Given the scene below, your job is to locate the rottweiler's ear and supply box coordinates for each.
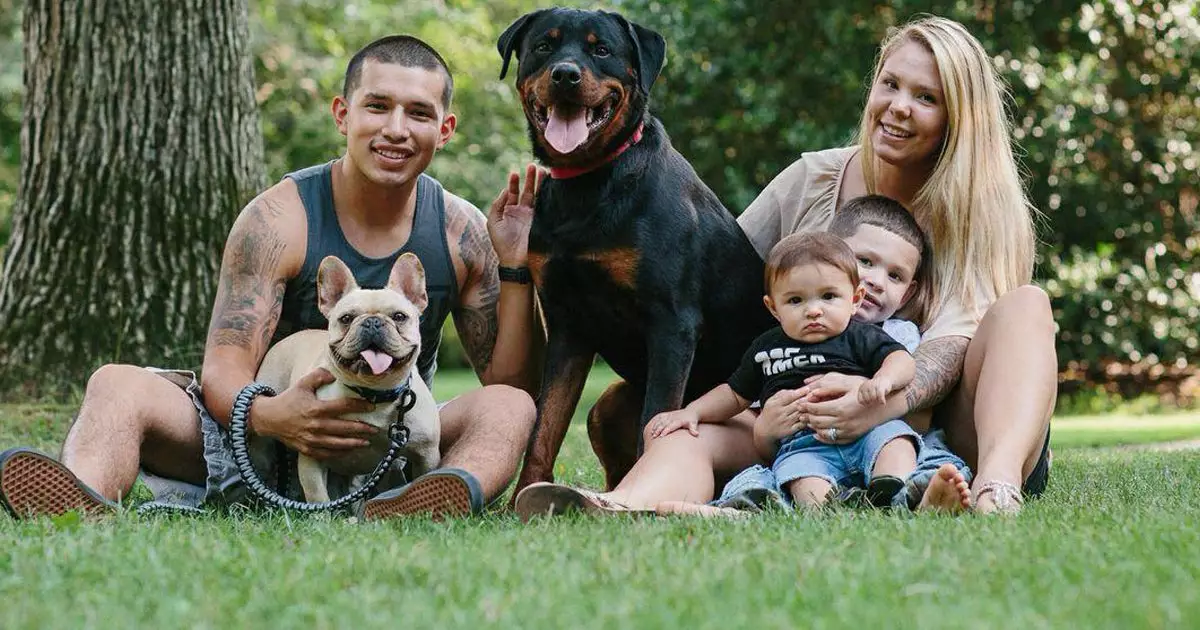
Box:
[498,9,549,80]
[607,13,666,94]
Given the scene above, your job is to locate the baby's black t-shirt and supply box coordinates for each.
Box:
[727,320,908,404]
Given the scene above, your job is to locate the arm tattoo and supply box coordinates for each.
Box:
[207,197,288,360]
[455,212,500,374]
[904,336,970,413]
[458,286,500,375]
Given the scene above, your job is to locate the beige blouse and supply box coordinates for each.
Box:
[737,146,981,341]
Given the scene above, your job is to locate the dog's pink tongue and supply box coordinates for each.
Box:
[359,350,394,375]
[545,106,589,154]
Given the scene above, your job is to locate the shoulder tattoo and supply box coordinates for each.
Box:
[905,336,970,413]
[207,197,289,359]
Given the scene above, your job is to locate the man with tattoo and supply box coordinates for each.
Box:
[0,36,543,520]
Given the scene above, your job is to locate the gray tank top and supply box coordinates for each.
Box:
[275,161,458,387]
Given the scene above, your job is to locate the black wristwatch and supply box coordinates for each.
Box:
[498,265,533,284]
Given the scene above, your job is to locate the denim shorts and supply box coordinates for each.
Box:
[137,369,253,508]
[908,428,973,491]
[773,419,921,489]
[717,427,973,505]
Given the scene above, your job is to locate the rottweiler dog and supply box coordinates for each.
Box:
[498,8,775,493]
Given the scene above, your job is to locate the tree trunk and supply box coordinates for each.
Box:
[0,0,265,397]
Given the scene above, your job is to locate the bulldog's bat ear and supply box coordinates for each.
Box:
[388,253,428,313]
[317,256,359,318]
[606,12,666,95]
[498,9,549,80]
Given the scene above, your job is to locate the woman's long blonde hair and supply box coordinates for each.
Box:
[857,16,1037,327]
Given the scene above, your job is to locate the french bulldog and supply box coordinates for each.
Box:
[252,253,440,504]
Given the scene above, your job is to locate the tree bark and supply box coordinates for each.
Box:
[0,0,265,396]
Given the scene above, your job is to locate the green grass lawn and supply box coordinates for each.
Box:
[2,367,1199,628]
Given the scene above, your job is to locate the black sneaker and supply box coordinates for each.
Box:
[865,475,907,509]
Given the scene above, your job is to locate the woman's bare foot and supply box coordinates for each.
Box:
[655,500,749,518]
[916,464,971,513]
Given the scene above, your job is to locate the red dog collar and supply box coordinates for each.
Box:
[549,123,645,180]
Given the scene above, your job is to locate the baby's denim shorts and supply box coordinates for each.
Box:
[773,419,921,488]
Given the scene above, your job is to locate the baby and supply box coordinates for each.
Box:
[650,195,970,511]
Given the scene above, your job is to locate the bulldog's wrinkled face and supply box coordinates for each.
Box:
[317,254,428,389]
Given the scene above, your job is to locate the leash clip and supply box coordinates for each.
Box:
[400,388,417,413]
[388,386,417,447]
[389,423,410,447]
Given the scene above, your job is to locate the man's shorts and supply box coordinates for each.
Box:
[139,368,426,509]
[772,419,921,489]
[137,369,250,508]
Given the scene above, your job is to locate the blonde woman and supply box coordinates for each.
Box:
[515,15,1054,515]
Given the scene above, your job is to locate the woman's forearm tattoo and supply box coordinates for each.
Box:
[905,336,970,413]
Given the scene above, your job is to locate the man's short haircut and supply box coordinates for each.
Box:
[343,35,454,109]
[764,232,860,292]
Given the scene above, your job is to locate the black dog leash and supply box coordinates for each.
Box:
[229,380,417,513]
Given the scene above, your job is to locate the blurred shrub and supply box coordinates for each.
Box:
[438,317,469,373]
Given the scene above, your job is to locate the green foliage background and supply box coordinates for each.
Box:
[626,0,1199,397]
[0,0,1196,395]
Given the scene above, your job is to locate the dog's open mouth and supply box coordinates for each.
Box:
[341,346,417,376]
[530,92,619,154]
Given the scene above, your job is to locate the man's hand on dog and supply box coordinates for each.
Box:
[648,408,701,439]
[248,368,378,460]
[488,163,544,267]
